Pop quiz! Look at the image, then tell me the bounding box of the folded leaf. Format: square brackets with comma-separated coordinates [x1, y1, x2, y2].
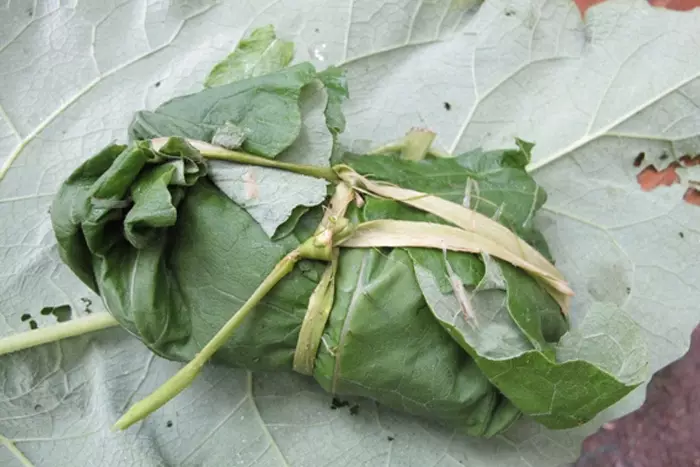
[129, 63, 317, 158]
[51, 139, 521, 437]
[207, 80, 333, 237]
[414, 257, 647, 429]
[312, 248, 522, 436]
[132, 60, 347, 238]
[344, 142, 549, 256]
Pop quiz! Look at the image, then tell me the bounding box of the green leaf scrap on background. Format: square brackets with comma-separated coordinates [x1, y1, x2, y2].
[204, 25, 295, 88]
[1, 1, 699, 466]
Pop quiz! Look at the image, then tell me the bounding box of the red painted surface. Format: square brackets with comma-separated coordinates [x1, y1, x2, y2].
[637, 163, 681, 192]
[568, 6, 700, 462]
[683, 187, 700, 206]
[575, 0, 700, 14]
[648, 0, 700, 10]
[635, 155, 700, 206]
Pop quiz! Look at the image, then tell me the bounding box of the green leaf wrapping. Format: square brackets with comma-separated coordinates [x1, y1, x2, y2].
[51, 133, 647, 436]
[344, 144, 552, 258]
[413, 262, 647, 429]
[311, 247, 522, 437]
[53, 139, 324, 365]
[130, 62, 348, 239]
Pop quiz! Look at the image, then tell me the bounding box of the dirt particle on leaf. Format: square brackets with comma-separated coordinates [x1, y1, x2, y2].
[679, 232, 685, 239]
[660, 153, 669, 161]
[155, 81, 161, 88]
[40, 305, 71, 323]
[444, 102, 452, 111]
[349, 404, 360, 416]
[633, 152, 645, 167]
[504, 9, 515, 16]
[626, 287, 631, 294]
[330, 397, 349, 410]
[166, 420, 173, 428]
[314, 28, 320, 33]
[387, 436, 395, 441]
[34, 404, 42, 411]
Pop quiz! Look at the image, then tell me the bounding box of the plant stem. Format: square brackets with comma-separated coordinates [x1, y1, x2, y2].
[0, 313, 119, 357]
[0, 434, 34, 467]
[204, 150, 338, 181]
[157, 138, 339, 182]
[113, 250, 303, 431]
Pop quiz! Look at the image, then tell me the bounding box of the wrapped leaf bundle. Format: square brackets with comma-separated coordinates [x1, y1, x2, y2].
[48, 33, 647, 437]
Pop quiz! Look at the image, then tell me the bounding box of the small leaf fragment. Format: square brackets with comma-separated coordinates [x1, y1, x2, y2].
[211, 121, 248, 150]
[204, 25, 295, 88]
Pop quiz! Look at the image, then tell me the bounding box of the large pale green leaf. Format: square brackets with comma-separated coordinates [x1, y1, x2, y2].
[1, 1, 699, 466]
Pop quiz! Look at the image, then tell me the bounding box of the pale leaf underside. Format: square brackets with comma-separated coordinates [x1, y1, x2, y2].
[0, 0, 699, 466]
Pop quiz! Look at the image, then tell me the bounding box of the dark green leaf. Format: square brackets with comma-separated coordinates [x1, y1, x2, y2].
[312, 248, 521, 436]
[51, 132, 644, 439]
[272, 204, 310, 241]
[129, 63, 317, 158]
[414, 256, 646, 429]
[344, 143, 550, 257]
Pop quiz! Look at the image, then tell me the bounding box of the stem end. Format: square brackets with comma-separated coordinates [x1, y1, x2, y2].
[112, 360, 202, 430]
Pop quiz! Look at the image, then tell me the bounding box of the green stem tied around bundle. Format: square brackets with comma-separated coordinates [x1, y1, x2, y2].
[111, 137, 573, 431]
[0, 136, 576, 431]
[113, 213, 355, 430]
[151, 137, 339, 182]
[112, 248, 303, 430]
[293, 183, 355, 375]
[178, 135, 572, 310]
